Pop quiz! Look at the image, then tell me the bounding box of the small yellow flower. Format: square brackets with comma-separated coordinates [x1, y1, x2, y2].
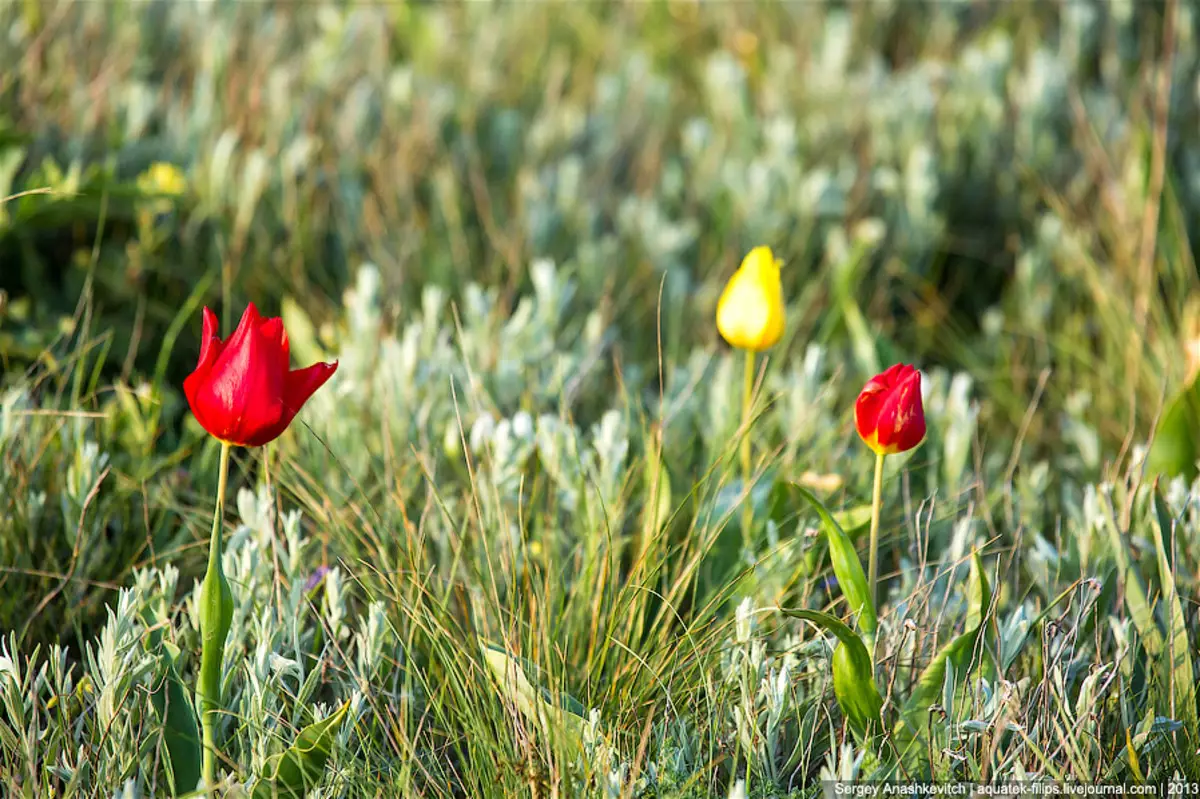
[136, 162, 187, 197]
[716, 245, 785, 351]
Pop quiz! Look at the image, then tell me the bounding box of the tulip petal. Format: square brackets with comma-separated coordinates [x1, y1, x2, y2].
[715, 248, 786, 352]
[257, 315, 290, 377]
[198, 306, 287, 445]
[196, 307, 224, 369]
[185, 302, 337, 448]
[282, 361, 338, 421]
[259, 316, 289, 360]
[216, 302, 262, 370]
[854, 364, 925, 455]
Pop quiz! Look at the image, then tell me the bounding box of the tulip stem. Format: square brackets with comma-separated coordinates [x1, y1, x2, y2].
[740, 350, 755, 554]
[198, 441, 234, 793]
[866, 451, 886, 609]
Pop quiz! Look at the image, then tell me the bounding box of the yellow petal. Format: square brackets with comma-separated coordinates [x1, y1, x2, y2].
[716, 246, 785, 351]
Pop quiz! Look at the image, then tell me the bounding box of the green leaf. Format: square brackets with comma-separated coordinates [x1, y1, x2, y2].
[480, 641, 587, 750]
[1100, 493, 1164, 661]
[788, 484, 877, 644]
[150, 647, 201, 797]
[780, 608, 884, 741]
[832, 504, 873, 538]
[895, 551, 992, 761]
[253, 701, 350, 799]
[280, 296, 327, 366]
[1150, 490, 1199, 744]
[1145, 373, 1200, 482]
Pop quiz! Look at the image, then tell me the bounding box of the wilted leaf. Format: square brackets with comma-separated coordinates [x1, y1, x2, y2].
[480, 641, 587, 750]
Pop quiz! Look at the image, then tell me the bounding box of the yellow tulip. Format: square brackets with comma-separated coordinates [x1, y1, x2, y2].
[715, 245, 785, 352]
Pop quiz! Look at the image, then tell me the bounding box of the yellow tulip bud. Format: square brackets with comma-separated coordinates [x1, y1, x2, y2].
[715, 246, 785, 351]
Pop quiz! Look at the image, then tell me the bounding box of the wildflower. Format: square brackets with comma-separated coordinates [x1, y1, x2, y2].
[855, 363, 925, 611]
[715, 246, 785, 352]
[184, 303, 338, 447]
[854, 363, 925, 456]
[304, 566, 331, 594]
[717, 246, 786, 554]
[187, 303, 338, 787]
[136, 162, 187, 197]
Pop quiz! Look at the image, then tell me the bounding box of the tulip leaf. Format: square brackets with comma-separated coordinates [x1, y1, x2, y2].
[149, 645, 201, 796]
[252, 701, 350, 799]
[1145, 372, 1200, 482]
[781, 609, 884, 741]
[832, 504, 873, 538]
[895, 551, 991, 762]
[1149, 490, 1199, 744]
[1100, 493, 1164, 662]
[480, 641, 587, 750]
[787, 484, 876, 644]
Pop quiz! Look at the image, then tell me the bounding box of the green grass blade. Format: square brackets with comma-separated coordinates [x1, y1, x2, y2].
[895, 551, 991, 765]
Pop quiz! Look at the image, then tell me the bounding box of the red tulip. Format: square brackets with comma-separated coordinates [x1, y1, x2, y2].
[184, 303, 338, 447]
[854, 363, 925, 456]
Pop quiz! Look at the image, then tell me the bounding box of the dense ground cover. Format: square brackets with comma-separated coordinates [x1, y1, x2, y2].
[2, 2, 1200, 796]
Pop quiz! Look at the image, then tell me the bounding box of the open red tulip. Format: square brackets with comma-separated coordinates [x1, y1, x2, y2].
[184, 303, 338, 447]
[854, 363, 925, 456]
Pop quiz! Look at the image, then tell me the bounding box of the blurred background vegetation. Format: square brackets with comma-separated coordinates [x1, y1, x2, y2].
[3, 1, 1196, 438]
[2, 1, 1200, 794]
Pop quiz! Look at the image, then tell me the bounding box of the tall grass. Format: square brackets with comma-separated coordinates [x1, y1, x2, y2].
[1, 1, 1199, 796]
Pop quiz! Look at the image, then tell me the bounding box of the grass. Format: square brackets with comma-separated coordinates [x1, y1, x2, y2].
[2, 1, 1200, 796]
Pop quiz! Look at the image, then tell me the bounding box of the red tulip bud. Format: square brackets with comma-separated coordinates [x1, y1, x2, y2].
[854, 364, 925, 456]
[184, 303, 338, 447]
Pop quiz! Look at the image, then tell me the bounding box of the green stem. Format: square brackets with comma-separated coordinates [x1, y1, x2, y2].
[866, 451, 886, 609]
[740, 350, 756, 554]
[198, 442, 233, 791]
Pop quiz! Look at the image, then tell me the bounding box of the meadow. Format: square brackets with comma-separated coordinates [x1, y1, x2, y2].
[2, 2, 1200, 797]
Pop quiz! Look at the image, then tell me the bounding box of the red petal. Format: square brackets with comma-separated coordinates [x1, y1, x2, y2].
[257, 315, 290, 374]
[889, 370, 926, 452]
[194, 303, 286, 445]
[282, 361, 338, 419]
[232, 302, 262, 341]
[854, 384, 886, 445]
[877, 363, 910, 388]
[259, 315, 289, 355]
[196, 307, 224, 370]
[855, 364, 924, 454]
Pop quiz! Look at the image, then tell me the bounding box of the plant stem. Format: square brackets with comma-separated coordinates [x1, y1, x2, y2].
[198, 442, 233, 791]
[866, 451, 886, 608]
[740, 350, 756, 554]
